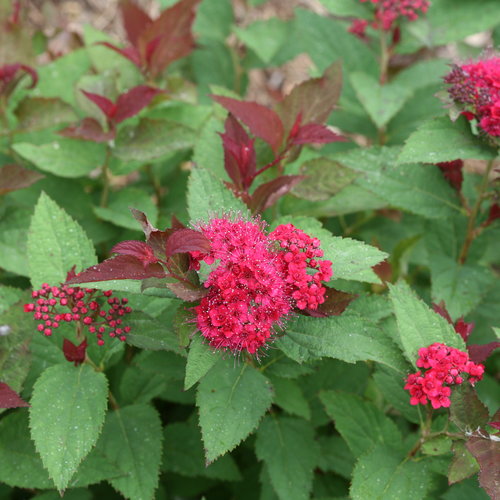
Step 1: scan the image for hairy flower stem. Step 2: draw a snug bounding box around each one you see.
[457,159,495,264]
[99,145,113,208]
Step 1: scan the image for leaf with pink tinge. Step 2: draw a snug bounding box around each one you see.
[250,175,304,213]
[120,0,152,46]
[455,317,474,342]
[0,382,29,408]
[465,436,500,500]
[81,90,115,119]
[468,342,500,364]
[111,241,158,265]
[59,117,114,143]
[114,86,163,124]
[165,229,211,257]
[292,123,345,145]
[0,164,43,195]
[66,255,166,284]
[211,95,284,154]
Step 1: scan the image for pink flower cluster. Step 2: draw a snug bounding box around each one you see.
[444,56,500,137]
[404,343,485,409]
[24,282,132,346]
[350,0,430,35]
[193,217,332,355]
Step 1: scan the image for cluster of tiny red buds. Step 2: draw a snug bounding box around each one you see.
[404,342,485,409]
[24,283,132,345]
[444,56,500,137]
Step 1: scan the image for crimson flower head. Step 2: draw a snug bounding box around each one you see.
[444,55,500,137]
[404,342,484,409]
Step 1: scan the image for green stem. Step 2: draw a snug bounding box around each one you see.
[457,159,495,264]
[99,145,113,208]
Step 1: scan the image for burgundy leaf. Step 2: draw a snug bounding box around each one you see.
[300,287,356,317]
[80,90,116,119]
[455,317,474,342]
[97,42,142,67]
[468,342,500,364]
[165,228,211,257]
[450,383,490,431]
[484,202,500,227]
[292,123,345,145]
[63,338,88,366]
[436,159,464,192]
[465,436,500,500]
[166,281,208,302]
[250,175,305,213]
[130,208,157,238]
[120,0,153,46]
[211,95,284,154]
[66,255,166,284]
[0,163,43,195]
[372,260,392,283]
[148,230,172,260]
[59,117,114,143]
[220,114,256,189]
[276,60,342,137]
[111,240,158,264]
[0,382,29,408]
[114,85,163,124]
[432,301,453,324]
[171,214,186,230]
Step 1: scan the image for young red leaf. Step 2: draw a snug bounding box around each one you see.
[454,317,474,342]
[0,163,43,195]
[249,175,304,213]
[432,301,454,324]
[292,123,345,145]
[62,338,88,366]
[300,287,357,317]
[484,202,500,227]
[220,114,256,189]
[165,228,211,257]
[0,382,29,408]
[113,85,163,124]
[66,255,166,284]
[130,208,157,238]
[111,240,159,265]
[80,90,116,119]
[372,260,392,283]
[120,0,153,46]
[467,342,500,364]
[0,63,38,92]
[211,95,284,154]
[465,436,500,500]
[97,42,142,67]
[58,117,114,143]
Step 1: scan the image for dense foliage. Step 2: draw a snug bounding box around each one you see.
[0,1,499,499]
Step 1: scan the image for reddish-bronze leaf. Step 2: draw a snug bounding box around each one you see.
[113,85,163,124]
[130,208,157,238]
[450,383,490,431]
[120,0,152,46]
[166,281,208,302]
[111,240,159,264]
[66,255,166,284]
[465,436,500,500]
[97,42,142,67]
[292,123,345,145]
[448,441,479,484]
[63,338,88,366]
[249,175,304,213]
[432,301,453,324]
[454,317,475,342]
[81,90,116,119]
[165,228,211,257]
[468,342,500,364]
[59,117,114,143]
[0,163,43,195]
[211,95,284,154]
[373,260,392,283]
[0,382,29,408]
[300,287,357,317]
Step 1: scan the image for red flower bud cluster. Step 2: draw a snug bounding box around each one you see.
[404,342,484,409]
[350,0,429,35]
[24,282,132,346]
[193,217,332,355]
[444,56,500,137]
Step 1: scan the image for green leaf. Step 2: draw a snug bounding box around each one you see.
[93,188,158,230]
[0,207,31,276]
[448,441,479,484]
[388,281,465,363]
[0,285,24,314]
[162,421,241,481]
[450,384,490,432]
[192,115,227,180]
[197,360,273,463]
[194,0,234,42]
[350,72,413,128]
[98,404,163,500]
[29,363,108,491]
[268,376,311,419]
[320,391,402,456]
[14,97,77,133]
[184,335,221,390]
[13,139,106,178]
[350,445,434,500]
[277,315,408,373]
[114,118,194,162]
[422,435,452,456]
[27,192,97,288]
[292,158,358,201]
[317,435,355,478]
[398,117,497,164]
[187,167,249,222]
[255,416,319,500]
[319,0,372,17]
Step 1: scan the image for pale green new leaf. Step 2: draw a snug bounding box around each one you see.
[255,416,319,500]
[197,360,273,462]
[184,335,221,390]
[320,391,402,456]
[388,281,465,363]
[29,364,108,491]
[27,193,97,288]
[99,404,163,500]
